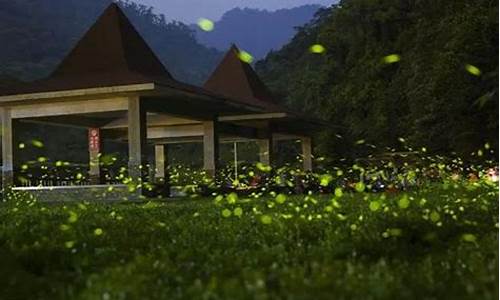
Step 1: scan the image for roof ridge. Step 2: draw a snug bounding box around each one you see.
[50,3,172,79]
[229,45,258,101]
[203,44,277,109]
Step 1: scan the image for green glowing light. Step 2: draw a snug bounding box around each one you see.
[430,211,440,223]
[227,192,238,204]
[32,140,44,148]
[383,54,401,64]
[465,64,481,76]
[256,162,272,172]
[234,207,243,217]
[276,193,287,204]
[310,44,326,54]
[197,18,214,32]
[222,209,232,218]
[260,215,272,224]
[398,194,410,209]
[355,182,366,193]
[461,233,476,243]
[238,50,254,64]
[334,187,343,198]
[369,201,381,211]
[68,211,78,223]
[320,174,333,187]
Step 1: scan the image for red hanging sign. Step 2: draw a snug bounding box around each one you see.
[88,128,100,152]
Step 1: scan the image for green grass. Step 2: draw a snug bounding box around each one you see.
[0,181,498,300]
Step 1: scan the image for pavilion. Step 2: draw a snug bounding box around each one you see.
[0,3,323,200]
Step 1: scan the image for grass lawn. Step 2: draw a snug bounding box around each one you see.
[0,181,498,300]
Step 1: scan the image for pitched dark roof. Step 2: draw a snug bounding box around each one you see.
[52,3,172,79]
[203,45,282,112]
[0,3,174,96]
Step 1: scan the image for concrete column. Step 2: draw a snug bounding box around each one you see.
[154,144,165,182]
[257,136,273,166]
[127,96,147,192]
[203,120,219,177]
[89,150,100,184]
[301,137,313,172]
[1,108,13,189]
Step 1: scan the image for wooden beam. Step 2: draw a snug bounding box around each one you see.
[218,113,287,122]
[10,97,129,119]
[127,96,147,194]
[0,83,155,103]
[273,133,301,141]
[153,137,203,145]
[1,108,13,188]
[148,125,204,139]
[105,120,265,141]
[152,85,261,113]
[102,114,201,129]
[203,120,219,177]
[21,115,118,129]
[218,122,266,140]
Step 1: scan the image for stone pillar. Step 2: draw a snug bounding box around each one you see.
[257,136,273,166]
[203,120,219,177]
[127,96,147,195]
[1,108,13,189]
[301,137,313,172]
[154,144,165,182]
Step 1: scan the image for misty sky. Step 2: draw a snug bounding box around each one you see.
[137,0,335,23]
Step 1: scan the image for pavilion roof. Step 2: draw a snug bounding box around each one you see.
[51,3,172,79]
[0,3,327,134]
[203,45,284,112]
[0,4,166,96]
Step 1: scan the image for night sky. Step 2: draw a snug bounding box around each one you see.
[137,0,336,23]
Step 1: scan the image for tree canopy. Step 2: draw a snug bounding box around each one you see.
[256,0,498,160]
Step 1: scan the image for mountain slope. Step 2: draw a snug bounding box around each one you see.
[256,0,498,158]
[0,0,222,84]
[194,5,322,59]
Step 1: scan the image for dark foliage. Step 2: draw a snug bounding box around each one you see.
[256,0,499,160]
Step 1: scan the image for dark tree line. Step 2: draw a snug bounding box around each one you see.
[256,0,498,160]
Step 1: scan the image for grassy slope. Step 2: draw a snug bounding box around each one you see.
[0,182,498,299]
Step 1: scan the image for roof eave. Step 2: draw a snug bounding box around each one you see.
[0,83,156,103]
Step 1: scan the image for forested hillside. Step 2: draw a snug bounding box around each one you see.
[256,0,498,159]
[194,5,322,59]
[0,0,221,84]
